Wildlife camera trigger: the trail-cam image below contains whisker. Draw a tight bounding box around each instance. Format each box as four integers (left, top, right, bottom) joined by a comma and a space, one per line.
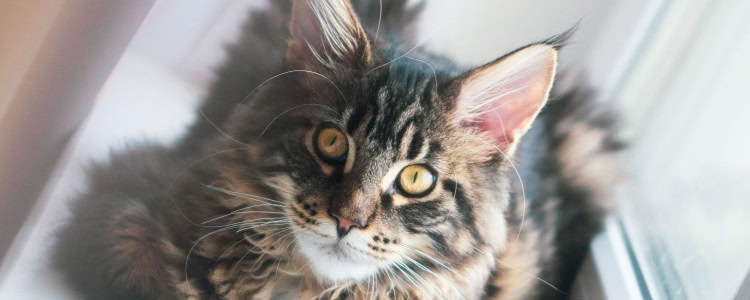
368, 272, 375, 299
404, 56, 439, 97
197, 108, 249, 147
185, 225, 242, 294
400, 245, 469, 283
471, 246, 566, 295
381, 266, 397, 298
270, 230, 297, 277
374, 269, 381, 299
497, 259, 567, 295
203, 210, 288, 225
211, 218, 287, 231
386, 266, 410, 299
168, 147, 250, 227
238, 70, 347, 107
233, 227, 293, 271
383, 268, 394, 296
367, 25, 444, 74
396, 261, 441, 299
274, 239, 297, 276
392, 262, 426, 297
201, 183, 285, 205
397, 252, 465, 300
236, 220, 292, 233
214, 237, 248, 263
374, 0, 382, 41
255, 103, 338, 142
231, 211, 288, 215
274, 242, 305, 275
223, 179, 297, 196
486, 142, 527, 245
201, 203, 285, 225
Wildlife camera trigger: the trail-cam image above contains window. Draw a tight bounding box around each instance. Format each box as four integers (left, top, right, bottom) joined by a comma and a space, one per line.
587, 0, 750, 299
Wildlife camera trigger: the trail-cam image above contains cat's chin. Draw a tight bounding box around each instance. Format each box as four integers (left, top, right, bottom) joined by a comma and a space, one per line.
295, 234, 379, 283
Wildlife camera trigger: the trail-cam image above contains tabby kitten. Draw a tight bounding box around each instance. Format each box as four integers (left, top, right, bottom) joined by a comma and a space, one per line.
54, 0, 621, 299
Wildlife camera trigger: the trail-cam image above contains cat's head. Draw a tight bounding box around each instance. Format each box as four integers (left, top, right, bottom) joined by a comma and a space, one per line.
223, 0, 559, 284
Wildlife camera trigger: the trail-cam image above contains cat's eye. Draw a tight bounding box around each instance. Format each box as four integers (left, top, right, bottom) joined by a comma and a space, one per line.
397, 164, 437, 197
314, 126, 348, 163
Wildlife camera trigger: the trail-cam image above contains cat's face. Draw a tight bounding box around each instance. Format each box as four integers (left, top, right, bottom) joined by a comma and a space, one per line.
274, 63, 509, 282
223, 0, 558, 284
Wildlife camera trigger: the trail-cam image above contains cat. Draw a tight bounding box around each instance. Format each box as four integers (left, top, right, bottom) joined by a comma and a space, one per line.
54, 0, 622, 299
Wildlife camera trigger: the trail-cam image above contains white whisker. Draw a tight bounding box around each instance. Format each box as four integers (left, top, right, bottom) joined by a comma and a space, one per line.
400, 245, 469, 283
497, 259, 567, 295
397, 252, 465, 300
270, 230, 297, 276
396, 260, 442, 299
238, 70, 347, 106
486, 142, 527, 245
214, 237, 247, 262
393, 262, 427, 297
255, 103, 338, 142
367, 26, 443, 74
236, 220, 292, 233
374, 0, 382, 41
201, 183, 285, 205
382, 266, 401, 298
201, 203, 285, 225
234, 227, 292, 271
185, 226, 240, 295
198, 108, 249, 146
471, 246, 567, 295
404, 56, 439, 96
168, 147, 249, 227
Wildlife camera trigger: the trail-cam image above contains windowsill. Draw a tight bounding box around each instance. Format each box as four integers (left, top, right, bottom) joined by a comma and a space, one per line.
573, 217, 648, 300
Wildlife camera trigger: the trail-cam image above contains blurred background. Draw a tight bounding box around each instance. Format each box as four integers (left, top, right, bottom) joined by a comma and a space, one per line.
1, 0, 748, 299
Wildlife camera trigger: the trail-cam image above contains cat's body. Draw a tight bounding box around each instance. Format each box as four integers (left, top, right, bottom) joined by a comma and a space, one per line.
54, 1, 621, 299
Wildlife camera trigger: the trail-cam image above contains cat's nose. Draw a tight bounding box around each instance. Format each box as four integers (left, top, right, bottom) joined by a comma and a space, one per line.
330, 212, 365, 237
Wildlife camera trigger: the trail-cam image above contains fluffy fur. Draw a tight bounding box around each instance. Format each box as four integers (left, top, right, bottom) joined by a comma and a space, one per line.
54, 1, 622, 299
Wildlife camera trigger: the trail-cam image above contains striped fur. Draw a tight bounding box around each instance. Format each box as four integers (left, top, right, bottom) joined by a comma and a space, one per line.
54, 1, 621, 299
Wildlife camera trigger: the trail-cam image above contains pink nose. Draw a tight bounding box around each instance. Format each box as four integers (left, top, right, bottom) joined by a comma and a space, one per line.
332, 214, 361, 237
335, 215, 356, 230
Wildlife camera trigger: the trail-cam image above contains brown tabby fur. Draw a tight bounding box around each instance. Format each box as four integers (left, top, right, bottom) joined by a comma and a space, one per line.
54, 1, 622, 299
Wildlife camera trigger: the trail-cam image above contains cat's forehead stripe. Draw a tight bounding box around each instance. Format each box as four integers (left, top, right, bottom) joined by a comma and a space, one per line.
394, 117, 415, 148
363, 99, 380, 137
346, 103, 368, 133
406, 130, 424, 160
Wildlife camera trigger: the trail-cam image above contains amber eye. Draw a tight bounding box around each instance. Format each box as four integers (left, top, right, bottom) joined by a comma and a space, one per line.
314, 126, 348, 163
397, 164, 437, 197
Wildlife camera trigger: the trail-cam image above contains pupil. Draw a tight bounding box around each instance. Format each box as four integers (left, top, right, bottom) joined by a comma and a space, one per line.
328, 135, 337, 147
412, 171, 418, 184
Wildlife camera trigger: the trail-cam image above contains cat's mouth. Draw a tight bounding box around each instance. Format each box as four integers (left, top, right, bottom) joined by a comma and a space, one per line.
318, 239, 349, 257
294, 231, 380, 282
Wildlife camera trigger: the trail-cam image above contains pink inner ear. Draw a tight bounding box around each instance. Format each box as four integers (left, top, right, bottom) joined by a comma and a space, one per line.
478, 80, 548, 148
457, 45, 557, 151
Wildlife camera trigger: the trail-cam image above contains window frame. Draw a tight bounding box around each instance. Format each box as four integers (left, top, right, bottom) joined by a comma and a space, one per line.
575, 0, 750, 298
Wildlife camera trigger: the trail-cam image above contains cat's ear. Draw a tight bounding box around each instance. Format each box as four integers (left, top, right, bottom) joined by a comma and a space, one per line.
455, 44, 557, 152
452, 44, 558, 153
287, 0, 371, 69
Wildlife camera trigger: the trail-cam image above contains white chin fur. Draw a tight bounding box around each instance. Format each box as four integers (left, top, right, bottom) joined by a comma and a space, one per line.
295, 233, 379, 283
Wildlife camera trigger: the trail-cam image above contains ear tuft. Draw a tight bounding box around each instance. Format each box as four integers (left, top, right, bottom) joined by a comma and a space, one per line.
287, 0, 370, 69
454, 44, 559, 152
538, 23, 579, 50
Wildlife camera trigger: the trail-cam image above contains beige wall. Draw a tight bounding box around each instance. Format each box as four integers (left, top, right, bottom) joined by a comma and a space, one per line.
0, 1, 64, 119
